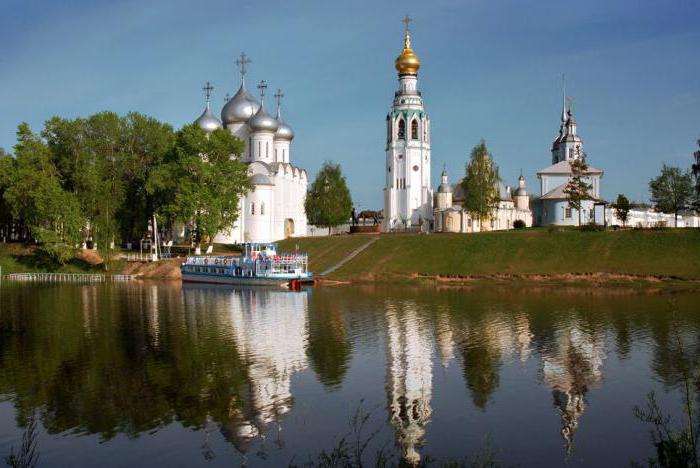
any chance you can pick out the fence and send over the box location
[3,273,136,283]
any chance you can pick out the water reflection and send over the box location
[0,283,699,466]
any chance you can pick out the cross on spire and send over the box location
[402,14,412,32]
[224,93,230,103]
[257,80,268,102]
[274,89,284,111]
[235,52,252,81]
[567,95,574,113]
[202,81,214,103]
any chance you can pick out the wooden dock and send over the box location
[3,273,136,283]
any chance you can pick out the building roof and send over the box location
[539,182,602,201]
[537,160,603,176]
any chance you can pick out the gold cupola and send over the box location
[395,28,421,76]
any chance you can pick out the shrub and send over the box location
[513,219,526,229]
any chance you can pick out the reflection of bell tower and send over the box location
[385,302,433,465]
[542,326,606,455]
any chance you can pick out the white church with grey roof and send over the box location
[193,53,308,244]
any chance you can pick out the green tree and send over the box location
[4,124,84,265]
[649,164,694,228]
[612,194,631,227]
[147,124,249,249]
[305,162,353,235]
[692,138,700,210]
[0,149,17,241]
[461,141,500,231]
[563,156,593,227]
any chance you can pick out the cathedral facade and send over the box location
[383,22,433,231]
[193,54,308,244]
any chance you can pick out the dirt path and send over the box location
[319,237,378,276]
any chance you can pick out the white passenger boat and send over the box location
[180,243,313,288]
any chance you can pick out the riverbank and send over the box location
[279,228,700,285]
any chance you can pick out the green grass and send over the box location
[277,235,378,275]
[306,229,700,280]
[0,243,102,275]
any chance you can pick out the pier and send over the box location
[3,273,136,283]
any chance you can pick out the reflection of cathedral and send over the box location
[181,286,309,454]
[384,302,434,465]
[541,325,606,454]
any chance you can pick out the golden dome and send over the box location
[395,30,421,75]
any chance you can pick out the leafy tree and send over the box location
[147,124,249,249]
[693,138,700,210]
[4,124,84,265]
[563,156,593,227]
[649,164,694,228]
[305,162,353,235]
[0,149,17,240]
[612,194,631,227]
[461,141,500,231]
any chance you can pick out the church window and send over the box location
[249,138,252,158]
[398,119,405,140]
[411,119,418,140]
[274,148,278,162]
[398,154,403,159]
[565,207,572,219]
[261,202,265,215]
[412,165,419,172]
[251,202,255,215]
[387,166,391,172]
[387,119,392,142]
[266,142,269,158]
[258,141,261,158]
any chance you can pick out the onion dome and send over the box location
[221,83,260,125]
[275,110,294,141]
[195,103,222,132]
[514,174,528,196]
[250,173,274,186]
[438,167,452,193]
[395,30,421,76]
[248,104,278,133]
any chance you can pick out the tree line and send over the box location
[0,112,250,265]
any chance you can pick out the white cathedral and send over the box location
[193,53,308,244]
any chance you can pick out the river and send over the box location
[0,282,698,467]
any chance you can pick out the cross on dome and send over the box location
[257,80,268,101]
[402,14,412,32]
[235,52,252,81]
[274,89,284,110]
[202,81,213,103]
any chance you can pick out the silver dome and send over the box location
[250,173,274,186]
[438,182,452,193]
[514,187,528,196]
[195,103,223,132]
[275,117,294,141]
[248,105,278,133]
[221,83,260,125]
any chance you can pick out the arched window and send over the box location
[261,202,265,215]
[411,119,418,140]
[398,119,405,140]
[251,202,255,215]
[283,149,286,161]
[248,138,252,158]
[387,119,392,143]
[257,141,261,158]
[266,141,269,158]
[274,148,278,162]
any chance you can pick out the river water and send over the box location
[0,282,698,467]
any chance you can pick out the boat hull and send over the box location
[181,272,307,287]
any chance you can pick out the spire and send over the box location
[235,51,252,87]
[202,81,213,108]
[274,89,284,119]
[561,74,567,123]
[257,80,267,108]
[402,14,412,48]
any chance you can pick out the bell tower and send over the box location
[383,16,433,231]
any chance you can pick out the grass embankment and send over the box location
[0,244,107,275]
[300,229,700,282]
[277,235,378,275]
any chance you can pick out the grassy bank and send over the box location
[0,244,105,275]
[285,229,700,281]
[277,235,378,275]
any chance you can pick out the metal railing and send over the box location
[3,273,136,283]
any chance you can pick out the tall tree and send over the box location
[0,149,17,241]
[461,141,500,231]
[4,124,84,265]
[563,157,592,227]
[693,138,700,210]
[612,194,631,227]
[147,124,249,249]
[305,162,352,235]
[649,164,694,227]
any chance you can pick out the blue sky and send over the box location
[1,0,698,209]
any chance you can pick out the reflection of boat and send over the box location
[180,242,313,288]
